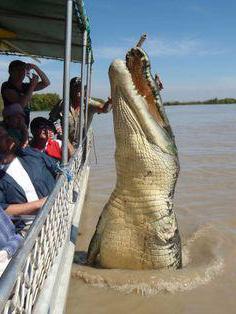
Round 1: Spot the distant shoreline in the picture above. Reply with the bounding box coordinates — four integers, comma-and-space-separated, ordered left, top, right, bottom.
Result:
0, 95, 236, 112
164, 102, 236, 106
164, 98, 236, 106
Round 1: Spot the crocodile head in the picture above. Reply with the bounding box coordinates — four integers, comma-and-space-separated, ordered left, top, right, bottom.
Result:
109, 47, 178, 157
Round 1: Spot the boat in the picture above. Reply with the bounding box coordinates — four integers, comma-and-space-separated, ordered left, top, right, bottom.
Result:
0, 1, 93, 312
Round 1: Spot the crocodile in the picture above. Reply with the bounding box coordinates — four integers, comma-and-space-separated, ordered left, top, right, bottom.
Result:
87, 47, 182, 270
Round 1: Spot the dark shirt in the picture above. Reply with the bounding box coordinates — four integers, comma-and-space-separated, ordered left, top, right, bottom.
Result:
1, 81, 31, 127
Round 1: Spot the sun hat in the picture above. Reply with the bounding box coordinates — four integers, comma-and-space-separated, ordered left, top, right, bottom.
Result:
30, 117, 56, 135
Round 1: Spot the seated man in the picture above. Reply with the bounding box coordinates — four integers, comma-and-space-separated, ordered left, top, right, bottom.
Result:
29, 117, 74, 161
0, 127, 57, 220
1, 103, 28, 147
0, 206, 23, 276
49, 77, 112, 144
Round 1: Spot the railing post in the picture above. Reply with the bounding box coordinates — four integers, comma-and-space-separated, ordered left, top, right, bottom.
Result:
62, 0, 73, 165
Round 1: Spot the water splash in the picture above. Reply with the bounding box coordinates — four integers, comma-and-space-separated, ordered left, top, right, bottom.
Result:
72, 225, 224, 296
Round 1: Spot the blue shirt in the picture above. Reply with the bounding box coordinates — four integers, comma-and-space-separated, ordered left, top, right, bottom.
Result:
0, 206, 23, 257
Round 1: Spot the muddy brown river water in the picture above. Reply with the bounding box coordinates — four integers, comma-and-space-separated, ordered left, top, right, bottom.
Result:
66, 104, 236, 314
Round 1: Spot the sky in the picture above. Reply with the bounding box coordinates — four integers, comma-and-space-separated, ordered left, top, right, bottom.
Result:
1, 0, 236, 102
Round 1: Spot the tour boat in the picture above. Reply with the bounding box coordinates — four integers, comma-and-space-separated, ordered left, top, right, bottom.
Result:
0, 1, 92, 312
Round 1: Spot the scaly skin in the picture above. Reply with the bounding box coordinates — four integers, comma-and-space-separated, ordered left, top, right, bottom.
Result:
87, 47, 182, 269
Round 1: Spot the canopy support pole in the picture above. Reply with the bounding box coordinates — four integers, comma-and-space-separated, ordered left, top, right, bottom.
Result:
88, 53, 92, 99
84, 50, 91, 135
62, 0, 73, 165
78, 29, 87, 146
83, 49, 92, 160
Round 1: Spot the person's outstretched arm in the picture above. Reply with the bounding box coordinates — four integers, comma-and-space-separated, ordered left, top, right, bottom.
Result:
5, 198, 47, 216
89, 97, 112, 113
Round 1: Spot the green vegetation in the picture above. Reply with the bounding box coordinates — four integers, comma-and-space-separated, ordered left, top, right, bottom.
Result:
164, 98, 236, 106
0, 94, 235, 114
30, 93, 60, 111
0, 93, 60, 113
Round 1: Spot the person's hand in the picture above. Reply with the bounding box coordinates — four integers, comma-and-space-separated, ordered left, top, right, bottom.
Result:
27, 63, 36, 70
55, 124, 63, 136
38, 197, 47, 209
102, 97, 112, 112
30, 73, 39, 88
107, 97, 112, 104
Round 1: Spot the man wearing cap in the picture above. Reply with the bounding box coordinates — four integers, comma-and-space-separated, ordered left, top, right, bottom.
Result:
1, 60, 50, 127
30, 117, 74, 160
49, 77, 112, 144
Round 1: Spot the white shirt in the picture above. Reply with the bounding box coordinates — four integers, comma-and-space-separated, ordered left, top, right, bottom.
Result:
6, 158, 39, 202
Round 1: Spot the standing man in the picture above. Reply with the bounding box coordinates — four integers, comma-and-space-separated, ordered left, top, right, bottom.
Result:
49, 77, 112, 144
1, 60, 50, 127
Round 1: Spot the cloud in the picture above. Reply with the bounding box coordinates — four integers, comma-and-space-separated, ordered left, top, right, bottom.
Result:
187, 3, 208, 15
146, 38, 211, 57
162, 75, 236, 101
94, 37, 227, 60
91, 1, 113, 11
0, 60, 10, 70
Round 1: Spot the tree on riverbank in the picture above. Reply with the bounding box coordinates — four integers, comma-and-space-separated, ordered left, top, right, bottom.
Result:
30, 93, 60, 111
0, 93, 60, 112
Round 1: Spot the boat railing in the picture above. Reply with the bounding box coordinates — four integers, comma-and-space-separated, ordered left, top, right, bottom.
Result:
0, 128, 93, 313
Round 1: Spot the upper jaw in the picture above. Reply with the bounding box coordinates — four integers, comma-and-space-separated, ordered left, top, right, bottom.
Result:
125, 48, 175, 138
109, 50, 173, 133
109, 58, 178, 156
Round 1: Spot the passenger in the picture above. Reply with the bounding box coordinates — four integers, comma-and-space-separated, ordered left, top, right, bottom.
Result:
0, 206, 23, 276
49, 77, 112, 144
1, 60, 50, 127
29, 117, 74, 161
1, 103, 28, 147
0, 127, 57, 221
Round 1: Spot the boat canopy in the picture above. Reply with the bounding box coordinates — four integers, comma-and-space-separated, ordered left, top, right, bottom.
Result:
0, 0, 93, 63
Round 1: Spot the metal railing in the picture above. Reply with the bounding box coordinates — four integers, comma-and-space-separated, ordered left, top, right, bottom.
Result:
0, 129, 93, 313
